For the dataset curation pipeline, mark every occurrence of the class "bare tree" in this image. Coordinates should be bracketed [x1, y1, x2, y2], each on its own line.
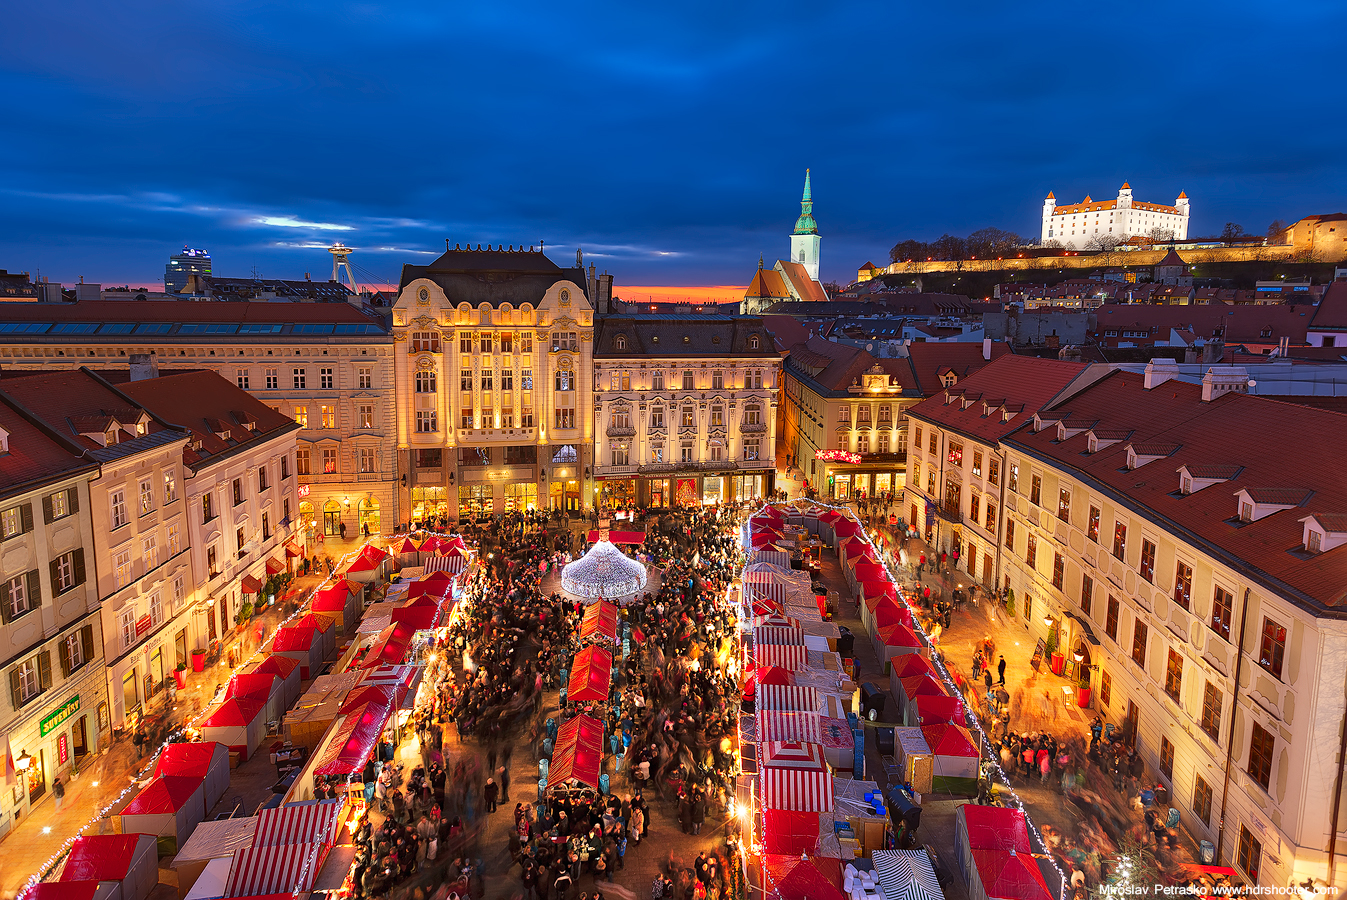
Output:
[1085, 233, 1121, 266]
[1266, 219, 1289, 244]
[1220, 222, 1247, 243]
[1147, 227, 1175, 245]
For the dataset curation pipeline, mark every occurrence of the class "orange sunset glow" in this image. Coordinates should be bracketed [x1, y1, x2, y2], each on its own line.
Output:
[613, 285, 745, 306]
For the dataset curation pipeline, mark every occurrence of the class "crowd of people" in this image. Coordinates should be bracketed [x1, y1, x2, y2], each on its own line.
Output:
[337, 501, 763, 900]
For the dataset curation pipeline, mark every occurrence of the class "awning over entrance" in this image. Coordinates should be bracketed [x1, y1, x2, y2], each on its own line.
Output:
[240, 575, 263, 594]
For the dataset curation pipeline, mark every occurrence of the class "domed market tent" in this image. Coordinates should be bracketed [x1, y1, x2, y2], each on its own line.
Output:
[560, 536, 646, 602]
[118, 775, 206, 854]
[59, 834, 158, 900]
[152, 741, 230, 809]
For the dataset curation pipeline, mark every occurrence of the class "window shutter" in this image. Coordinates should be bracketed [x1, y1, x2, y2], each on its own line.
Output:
[68, 488, 79, 515]
[26, 570, 40, 608]
[38, 651, 51, 691]
[8, 669, 19, 711]
[49, 558, 60, 595]
[0, 580, 10, 625]
[72, 549, 86, 587]
[19, 504, 32, 534]
[42, 495, 53, 525]
[58, 638, 71, 678]
[80, 625, 94, 666]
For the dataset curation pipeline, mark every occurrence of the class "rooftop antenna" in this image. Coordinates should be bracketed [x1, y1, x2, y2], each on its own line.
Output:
[329, 244, 357, 292]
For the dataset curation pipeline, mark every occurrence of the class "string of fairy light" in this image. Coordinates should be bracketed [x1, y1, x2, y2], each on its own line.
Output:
[16, 531, 471, 900]
[740, 502, 1067, 900]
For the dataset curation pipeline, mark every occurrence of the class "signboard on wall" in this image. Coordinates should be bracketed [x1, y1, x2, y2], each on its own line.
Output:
[57, 734, 69, 767]
[39, 695, 80, 737]
[136, 615, 153, 638]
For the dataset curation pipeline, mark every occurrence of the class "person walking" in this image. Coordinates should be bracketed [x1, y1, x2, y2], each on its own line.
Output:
[997, 655, 1007, 685]
[53, 777, 64, 812]
[484, 778, 499, 813]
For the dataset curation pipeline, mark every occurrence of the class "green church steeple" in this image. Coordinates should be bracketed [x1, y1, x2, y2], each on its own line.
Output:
[792, 169, 817, 235]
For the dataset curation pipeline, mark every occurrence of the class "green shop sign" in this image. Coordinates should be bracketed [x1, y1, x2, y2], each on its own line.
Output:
[39, 695, 80, 737]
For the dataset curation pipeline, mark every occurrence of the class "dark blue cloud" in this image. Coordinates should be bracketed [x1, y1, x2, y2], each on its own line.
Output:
[1, 0, 1345, 287]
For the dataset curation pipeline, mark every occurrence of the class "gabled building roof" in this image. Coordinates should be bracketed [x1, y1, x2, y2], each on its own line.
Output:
[592, 314, 778, 359]
[777, 261, 829, 303]
[1007, 371, 1347, 613]
[112, 370, 301, 471]
[904, 356, 1088, 444]
[1093, 304, 1311, 344]
[1309, 282, 1347, 332]
[746, 268, 792, 301]
[905, 342, 1011, 396]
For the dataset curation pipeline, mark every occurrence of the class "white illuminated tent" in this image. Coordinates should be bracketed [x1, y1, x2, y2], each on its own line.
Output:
[561, 525, 647, 603]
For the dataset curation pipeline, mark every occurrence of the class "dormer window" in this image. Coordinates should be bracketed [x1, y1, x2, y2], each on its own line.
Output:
[1181, 475, 1193, 495]
[615, 335, 627, 351]
[0, 427, 8, 454]
[1308, 530, 1323, 553]
[1240, 501, 1253, 522]
[748, 335, 760, 350]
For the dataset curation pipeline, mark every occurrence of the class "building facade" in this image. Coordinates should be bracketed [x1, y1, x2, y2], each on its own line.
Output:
[393, 246, 603, 520]
[591, 314, 779, 507]
[1042, 183, 1190, 249]
[908, 355, 1347, 889]
[0, 393, 107, 836]
[117, 367, 302, 667]
[0, 301, 395, 546]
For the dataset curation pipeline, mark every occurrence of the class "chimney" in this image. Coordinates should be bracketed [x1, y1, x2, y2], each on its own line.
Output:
[1058, 345, 1083, 363]
[1202, 337, 1225, 365]
[1143, 358, 1179, 389]
[1201, 367, 1250, 402]
[129, 353, 159, 382]
[982, 337, 992, 360]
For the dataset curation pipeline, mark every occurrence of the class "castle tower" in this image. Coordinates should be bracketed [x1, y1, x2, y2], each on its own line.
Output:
[1176, 191, 1190, 233]
[789, 169, 822, 283]
[1117, 181, 1133, 209]
[1041, 191, 1057, 244]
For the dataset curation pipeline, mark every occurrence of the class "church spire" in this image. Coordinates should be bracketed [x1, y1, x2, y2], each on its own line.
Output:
[793, 168, 818, 236]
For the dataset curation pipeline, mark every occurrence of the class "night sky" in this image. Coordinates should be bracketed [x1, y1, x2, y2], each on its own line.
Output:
[2, 1, 1344, 290]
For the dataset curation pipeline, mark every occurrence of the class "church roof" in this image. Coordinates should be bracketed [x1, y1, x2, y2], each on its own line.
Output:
[1156, 248, 1188, 268]
[746, 268, 791, 300]
[778, 261, 829, 304]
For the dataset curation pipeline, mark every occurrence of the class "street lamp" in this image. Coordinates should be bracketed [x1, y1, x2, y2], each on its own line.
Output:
[1073, 650, 1085, 663]
[15, 751, 32, 772]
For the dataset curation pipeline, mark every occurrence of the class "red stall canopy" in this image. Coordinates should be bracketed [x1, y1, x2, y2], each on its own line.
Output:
[391, 595, 442, 631]
[361, 622, 415, 668]
[311, 702, 391, 778]
[910, 693, 965, 726]
[832, 518, 861, 538]
[121, 775, 203, 816]
[418, 535, 448, 553]
[394, 537, 420, 554]
[878, 622, 923, 649]
[271, 625, 319, 653]
[891, 653, 939, 681]
[764, 855, 845, 900]
[201, 696, 265, 727]
[567, 646, 613, 703]
[358, 544, 389, 565]
[852, 562, 890, 583]
[27, 884, 101, 900]
[874, 600, 913, 630]
[579, 602, 619, 643]
[546, 714, 604, 791]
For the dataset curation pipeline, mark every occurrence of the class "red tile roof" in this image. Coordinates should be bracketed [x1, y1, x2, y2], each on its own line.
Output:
[0, 369, 169, 452]
[0, 299, 376, 324]
[777, 261, 829, 304]
[905, 341, 1011, 396]
[905, 356, 1087, 444]
[1093, 304, 1311, 344]
[0, 393, 96, 496]
[112, 370, 299, 470]
[1007, 371, 1347, 611]
[1310, 282, 1347, 331]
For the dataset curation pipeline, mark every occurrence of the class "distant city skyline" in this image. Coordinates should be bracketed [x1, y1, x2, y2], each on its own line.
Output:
[1, 2, 1345, 287]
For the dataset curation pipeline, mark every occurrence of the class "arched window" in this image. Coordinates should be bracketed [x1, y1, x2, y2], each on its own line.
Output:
[748, 335, 760, 350]
[615, 335, 627, 351]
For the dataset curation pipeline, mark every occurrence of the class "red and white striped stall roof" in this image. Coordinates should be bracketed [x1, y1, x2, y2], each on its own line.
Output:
[224, 842, 324, 897]
[759, 764, 833, 812]
[756, 709, 822, 743]
[750, 613, 801, 629]
[753, 625, 805, 646]
[758, 740, 827, 768]
[749, 550, 791, 567]
[755, 684, 820, 712]
[424, 553, 467, 574]
[753, 644, 807, 671]
[254, 798, 344, 846]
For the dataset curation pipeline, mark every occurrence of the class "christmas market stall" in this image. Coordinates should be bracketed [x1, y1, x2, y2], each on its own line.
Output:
[153, 741, 230, 810]
[117, 775, 207, 855]
[57, 834, 159, 900]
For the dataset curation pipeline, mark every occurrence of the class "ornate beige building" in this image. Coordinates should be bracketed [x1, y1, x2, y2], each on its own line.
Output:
[393, 246, 605, 520]
[591, 314, 780, 507]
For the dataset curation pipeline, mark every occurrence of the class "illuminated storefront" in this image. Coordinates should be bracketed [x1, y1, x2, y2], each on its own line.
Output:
[411, 487, 450, 522]
[358, 497, 381, 535]
[600, 479, 636, 507]
[818, 449, 906, 502]
[458, 485, 492, 518]
[504, 482, 538, 511]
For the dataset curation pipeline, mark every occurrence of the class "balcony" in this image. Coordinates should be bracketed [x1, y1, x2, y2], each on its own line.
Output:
[596, 464, 640, 477]
[638, 462, 678, 475]
[937, 504, 962, 523]
[858, 452, 907, 464]
[409, 345, 441, 354]
[606, 425, 636, 438]
[739, 421, 767, 433]
[456, 427, 538, 443]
